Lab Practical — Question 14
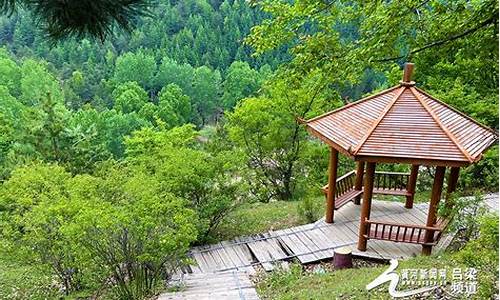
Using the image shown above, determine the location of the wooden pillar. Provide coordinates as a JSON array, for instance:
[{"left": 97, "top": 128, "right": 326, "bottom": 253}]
[
  {"left": 405, "top": 164, "right": 419, "bottom": 209},
  {"left": 445, "top": 167, "right": 460, "bottom": 207},
  {"left": 357, "top": 162, "right": 376, "bottom": 251},
  {"left": 325, "top": 147, "right": 339, "bottom": 224},
  {"left": 422, "top": 166, "right": 446, "bottom": 256},
  {"left": 353, "top": 161, "right": 365, "bottom": 205}
]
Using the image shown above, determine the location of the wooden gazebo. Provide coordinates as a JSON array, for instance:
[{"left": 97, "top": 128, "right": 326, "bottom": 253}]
[{"left": 303, "top": 63, "right": 498, "bottom": 255}]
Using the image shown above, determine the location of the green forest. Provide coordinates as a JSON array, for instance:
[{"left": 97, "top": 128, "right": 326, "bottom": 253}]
[{"left": 0, "top": 0, "right": 498, "bottom": 299}]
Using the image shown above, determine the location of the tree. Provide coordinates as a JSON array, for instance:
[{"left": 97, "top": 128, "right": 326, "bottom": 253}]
[
  {"left": 0, "top": 0, "right": 152, "bottom": 40},
  {"left": 154, "top": 57, "right": 194, "bottom": 95},
  {"left": 0, "top": 49, "right": 21, "bottom": 97},
  {"left": 113, "top": 51, "right": 156, "bottom": 90},
  {"left": 125, "top": 125, "right": 245, "bottom": 241},
  {"left": 226, "top": 72, "right": 336, "bottom": 201},
  {"left": 112, "top": 81, "right": 149, "bottom": 113},
  {"left": 158, "top": 83, "right": 192, "bottom": 126},
  {"left": 0, "top": 85, "right": 24, "bottom": 178},
  {"left": 20, "top": 59, "right": 63, "bottom": 106},
  {"left": 0, "top": 163, "right": 197, "bottom": 297},
  {"left": 191, "top": 66, "right": 221, "bottom": 125},
  {"left": 222, "top": 61, "right": 261, "bottom": 109},
  {"left": 27, "top": 93, "right": 70, "bottom": 163}
]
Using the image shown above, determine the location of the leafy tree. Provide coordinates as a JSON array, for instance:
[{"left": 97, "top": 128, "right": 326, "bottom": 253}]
[
  {"left": 125, "top": 125, "right": 244, "bottom": 241},
  {"left": 154, "top": 57, "right": 194, "bottom": 94},
  {"left": 112, "top": 81, "right": 149, "bottom": 113},
  {"left": 113, "top": 51, "right": 156, "bottom": 89},
  {"left": 191, "top": 66, "right": 221, "bottom": 125},
  {"left": 0, "top": 164, "right": 80, "bottom": 293},
  {"left": 0, "top": 162, "right": 198, "bottom": 298},
  {"left": 20, "top": 59, "right": 63, "bottom": 106},
  {"left": 226, "top": 73, "right": 336, "bottom": 201},
  {"left": 70, "top": 164, "right": 197, "bottom": 299},
  {"left": 158, "top": 83, "right": 192, "bottom": 126},
  {"left": 0, "top": 49, "right": 21, "bottom": 96},
  {"left": 0, "top": 86, "right": 41, "bottom": 178},
  {"left": 27, "top": 93, "right": 70, "bottom": 163},
  {"left": 222, "top": 61, "right": 261, "bottom": 109}
]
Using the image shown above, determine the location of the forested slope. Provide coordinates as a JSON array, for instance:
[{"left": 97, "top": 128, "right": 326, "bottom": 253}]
[{"left": 0, "top": 0, "right": 497, "bottom": 298}]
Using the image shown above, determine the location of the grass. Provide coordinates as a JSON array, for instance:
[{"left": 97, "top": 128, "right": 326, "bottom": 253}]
[
  {"left": 213, "top": 199, "right": 316, "bottom": 242},
  {"left": 257, "top": 214, "right": 499, "bottom": 300},
  {"left": 213, "top": 191, "right": 432, "bottom": 243},
  {"left": 0, "top": 254, "right": 58, "bottom": 300},
  {"left": 256, "top": 255, "right": 480, "bottom": 300}
]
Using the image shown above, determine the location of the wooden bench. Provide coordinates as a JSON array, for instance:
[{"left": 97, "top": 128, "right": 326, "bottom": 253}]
[
  {"left": 372, "top": 171, "right": 411, "bottom": 196},
  {"left": 322, "top": 170, "right": 411, "bottom": 209},
  {"left": 321, "top": 171, "right": 362, "bottom": 210}
]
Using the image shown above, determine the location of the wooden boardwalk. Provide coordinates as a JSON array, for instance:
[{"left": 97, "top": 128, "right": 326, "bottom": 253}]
[
  {"left": 159, "top": 194, "right": 497, "bottom": 299},
  {"left": 186, "top": 200, "right": 433, "bottom": 273},
  {"left": 158, "top": 270, "right": 259, "bottom": 300}
]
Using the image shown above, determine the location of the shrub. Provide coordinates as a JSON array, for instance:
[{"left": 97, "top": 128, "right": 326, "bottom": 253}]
[
  {"left": 297, "top": 195, "right": 322, "bottom": 223},
  {"left": 0, "top": 163, "right": 198, "bottom": 298},
  {"left": 453, "top": 214, "right": 499, "bottom": 298},
  {"left": 125, "top": 125, "right": 245, "bottom": 242}
]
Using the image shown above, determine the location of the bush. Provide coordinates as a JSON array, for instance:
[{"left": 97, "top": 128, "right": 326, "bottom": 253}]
[
  {"left": 0, "top": 163, "right": 198, "bottom": 299},
  {"left": 125, "top": 125, "right": 245, "bottom": 242},
  {"left": 439, "top": 192, "right": 487, "bottom": 242},
  {"left": 453, "top": 214, "right": 499, "bottom": 298},
  {"left": 297, "top": 195, "right": 323, "bottom": 223}
]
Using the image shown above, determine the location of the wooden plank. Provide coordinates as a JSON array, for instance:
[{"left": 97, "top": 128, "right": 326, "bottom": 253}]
[
  {"left": 220, "top": 241, "right": 244, "bottom": 267},
  {"left": 289, "top": 226, "right": 323, "bottom": 261},
  {"left": 214, "top": 243, "right": 237, "bottom": 271},
  {"left": 190, "top": 249, "right": 210, "bottom": 273},
  {"left": 201, "top": 250, "right": 221, "bottom": 272},
  {"left": 279, "top": 228, "right": 317, "bottom": 263},
  {"left": 304, "top": 228, "right": 334, "bottom": 259},
  {"left": 246, "top": 237, "right": 274, "bottom": 271},
  {"left": 259, "top": 232, "right": 289, "bottom": 260},
  {"left": 232, "top": 237, "right": 256, "bottom": 267}
]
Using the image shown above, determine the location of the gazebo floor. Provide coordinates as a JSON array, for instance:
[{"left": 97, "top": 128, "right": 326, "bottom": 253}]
[{"left": 186, "top": 199, "right": 454, "bottom": 274}]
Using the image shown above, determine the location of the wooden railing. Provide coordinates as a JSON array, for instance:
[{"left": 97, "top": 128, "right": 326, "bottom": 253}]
[
  {"left": 335, "top": 170, "right": 356, "bottom": 197},
  {"left": 322, "top": 170, "right": 410, "bottom": 196},
  {"left": 373, "top": 171, "right": 410, "bottom": 194},
  {"left": 364, "top": 218, "right": 447, "bottom": 246}
]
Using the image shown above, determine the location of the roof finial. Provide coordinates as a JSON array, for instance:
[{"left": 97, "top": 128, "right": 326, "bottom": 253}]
[{"left": 400, "top": 63, "right": 415, "bottom": 86}]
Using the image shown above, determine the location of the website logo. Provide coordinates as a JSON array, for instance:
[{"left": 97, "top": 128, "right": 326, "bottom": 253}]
[{"left": 367, "top": 259, "right": 439, "bottom": 298}]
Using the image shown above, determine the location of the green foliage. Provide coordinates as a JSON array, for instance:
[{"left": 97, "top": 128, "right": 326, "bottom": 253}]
[
  {"left": 0, "top": 50, "right": 21, "bottom": 96},
  {"left": 112, "top": 81, "right": 149, "bottom": 113},
  {"left": 460, "top": 146, "right": 499, "bottom": 192},
  {"left": 226, "top": 73, "right": 337, "bottom": 201},
  {"left": 155, "top": 57, "right": 194, "bottom": 94},
  {"left": 20, "top": 59, "right": 62, "bottom": 106},
  {"left": 158, "top": 83, "right": 192, "bottom": 126},
  {"left": 453, "top": 214, "right": 499, "bottom": 298},
  {"left": 0, "top": 254, "right": 57, "bottom": 299},
  {"left": 222, "top": 61, "right": 262, "bottom": 109},
  {"left": 297, "top": 194, "right": 323, "bottom": 223},
  {"left": 214, "top": 200, "right": 310, "bottom": 242},
  {"left": 113, "top": 51, "right": 156, "bottom": 89},
  {"left": 125, "top": 125, "right": 245, "bottom": 242},
  {"left": 191, "top": 66, "right": 222, "bottom": 125},
  {"left": 440, "top": 193, "right": 488, "bottom": 241},
  {"left": 0, "top": 0, "right": 152, "bottom": 40},
  {"left": 0, "top": 163, "right": 197, "bottom": 298}
]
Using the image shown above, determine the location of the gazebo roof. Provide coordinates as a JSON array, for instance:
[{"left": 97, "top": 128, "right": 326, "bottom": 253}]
[{"left": 305, "top": 67, "right": 498, "bottom": 167}]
